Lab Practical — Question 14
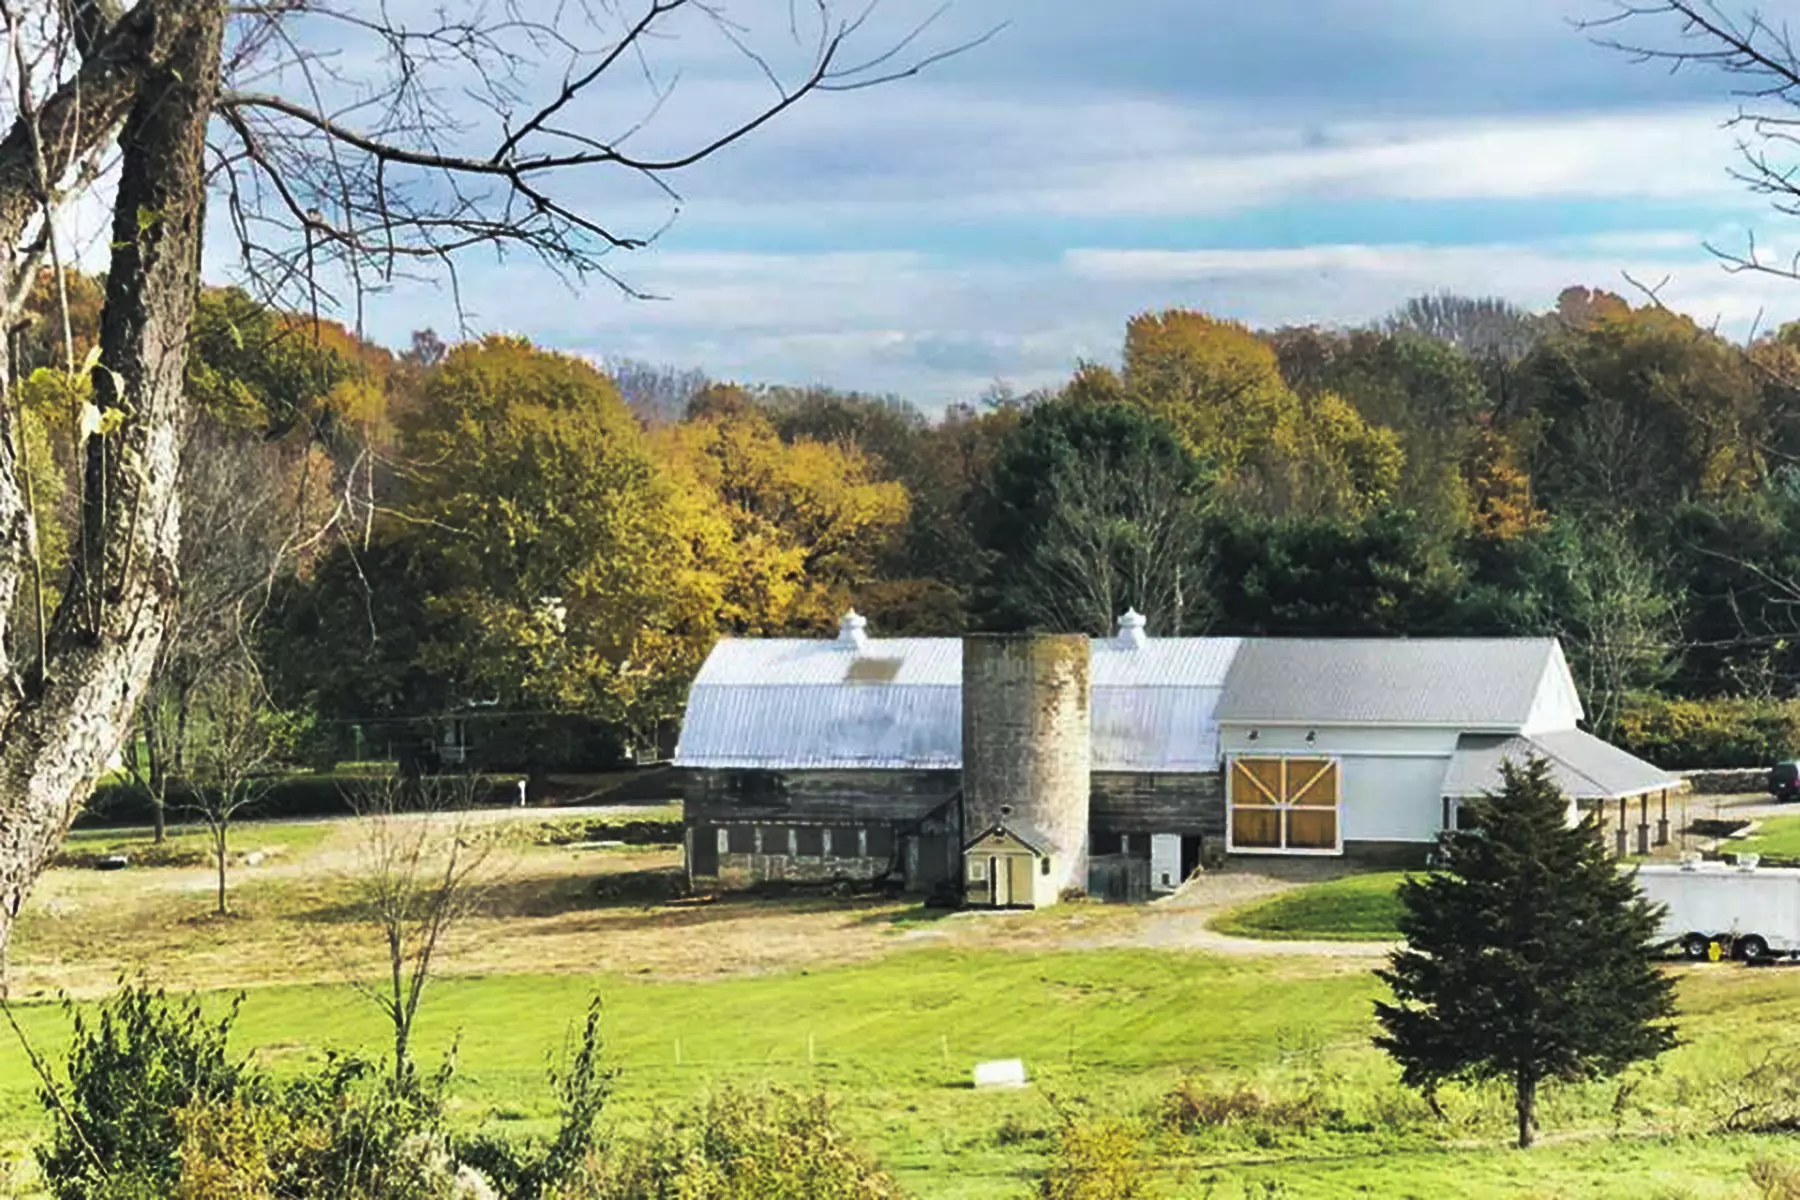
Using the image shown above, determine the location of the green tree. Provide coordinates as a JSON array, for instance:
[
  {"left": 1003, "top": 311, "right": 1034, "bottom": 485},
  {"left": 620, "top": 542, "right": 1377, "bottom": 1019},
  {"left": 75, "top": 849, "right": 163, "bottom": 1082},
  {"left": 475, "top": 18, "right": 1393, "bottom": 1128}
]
[
  {"left": 975, "top": 396, "right": 1209, "bottom": 635},
  {"left": 1374, "top": 758, "right": 1678, "bottom": 1149},
  {"left": 397, "top": 337, "right": 720, "bottom": 732}
]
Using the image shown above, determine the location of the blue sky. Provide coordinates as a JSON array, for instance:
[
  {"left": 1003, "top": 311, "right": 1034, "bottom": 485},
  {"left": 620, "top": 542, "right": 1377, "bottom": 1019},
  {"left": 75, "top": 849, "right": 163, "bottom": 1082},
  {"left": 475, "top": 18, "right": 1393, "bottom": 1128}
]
[{"left": 206, "top": 1, "right": 1800, "bottom": 408}]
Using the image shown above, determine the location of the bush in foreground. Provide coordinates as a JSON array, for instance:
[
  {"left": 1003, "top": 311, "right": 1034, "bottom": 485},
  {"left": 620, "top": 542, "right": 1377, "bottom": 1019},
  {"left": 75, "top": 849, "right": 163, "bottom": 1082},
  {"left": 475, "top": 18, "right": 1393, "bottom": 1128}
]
[{"left": 34, "top": 983, "right": 901, "bottom": 1199}]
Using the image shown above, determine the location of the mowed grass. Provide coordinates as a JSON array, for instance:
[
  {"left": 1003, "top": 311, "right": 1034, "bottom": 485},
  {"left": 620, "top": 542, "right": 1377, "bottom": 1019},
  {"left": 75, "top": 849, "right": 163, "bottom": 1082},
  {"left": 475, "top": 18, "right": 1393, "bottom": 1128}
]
[
  {"left": 14, "top": 817, "right": 1800, "bottom": 1197},
  {"left": 1212, "top": 871, "right": 1408, "bottom": 941},
  {"left": 0, "top": 948, "right": 1797, "bottom": 1197},
  {"left": 62, "top": 817, "right": 335, "bottom": 862},
  {"left": 1732, "top": 814, "right": 1800, "bottom": 859}
]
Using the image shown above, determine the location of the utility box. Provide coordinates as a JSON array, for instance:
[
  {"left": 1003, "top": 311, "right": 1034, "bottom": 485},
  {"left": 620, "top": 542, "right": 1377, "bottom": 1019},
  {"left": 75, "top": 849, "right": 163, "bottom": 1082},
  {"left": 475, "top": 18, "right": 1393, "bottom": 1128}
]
[
  {"left": 972, "top": 1059, "right": 1029, "bottom": 1090},
  {"left": 1635, "top": 859, "right": 1800, "bottom": 961}
]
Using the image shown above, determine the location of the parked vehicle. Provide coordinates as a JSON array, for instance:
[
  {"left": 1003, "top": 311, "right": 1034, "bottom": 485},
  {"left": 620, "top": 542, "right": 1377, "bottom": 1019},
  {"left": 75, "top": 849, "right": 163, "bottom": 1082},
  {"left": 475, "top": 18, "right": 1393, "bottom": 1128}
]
[
  {"left": 1635, "top": 858, "right": 1800, "bottom": 961},
  {"left": 1770, "top": 760, "right": 1800, "bottom": 802}
]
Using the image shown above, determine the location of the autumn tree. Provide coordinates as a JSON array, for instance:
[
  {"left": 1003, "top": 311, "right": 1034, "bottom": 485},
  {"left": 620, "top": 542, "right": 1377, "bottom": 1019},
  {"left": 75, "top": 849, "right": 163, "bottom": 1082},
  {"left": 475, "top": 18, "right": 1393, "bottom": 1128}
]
[
  {"left": 1113, "top": 309, "right": 1403, "bottom": 519},
  {"left": 657, "top": 387, "right": 910, "bottom": 635},
  {"left": 975, "top": 396, "right": 1209, "bottom": 635},
  {"left": 1376, "top": 758, "right": 1678, "bottom": 1149},
  {"left": 1517, "top": 300, "right": 1766, "bottom": 514},
  {"left": 394, "top": 338, "right": 722, "bottom": 734},
  {"left": 0, "top": 0, "right": 965, "bottom": 971}
]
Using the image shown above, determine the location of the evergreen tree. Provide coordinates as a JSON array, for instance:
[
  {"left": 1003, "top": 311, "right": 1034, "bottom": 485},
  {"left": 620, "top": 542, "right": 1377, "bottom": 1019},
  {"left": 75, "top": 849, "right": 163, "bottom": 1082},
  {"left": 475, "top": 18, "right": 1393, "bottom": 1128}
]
[{"left": 1373, "top": 758, "right": 1678, "bottom": 1148}]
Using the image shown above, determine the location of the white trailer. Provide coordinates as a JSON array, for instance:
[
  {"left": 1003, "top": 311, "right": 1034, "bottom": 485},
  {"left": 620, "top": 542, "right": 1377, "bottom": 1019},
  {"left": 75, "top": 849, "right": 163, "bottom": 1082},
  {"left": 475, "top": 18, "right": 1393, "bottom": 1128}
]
[{"left": 1634, "top": 859, "right": 1800, "bottom": 961}]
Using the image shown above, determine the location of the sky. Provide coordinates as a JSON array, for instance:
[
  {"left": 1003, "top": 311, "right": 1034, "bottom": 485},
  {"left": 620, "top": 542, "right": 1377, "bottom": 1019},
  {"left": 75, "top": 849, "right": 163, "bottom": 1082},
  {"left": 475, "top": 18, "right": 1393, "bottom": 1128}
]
[{"left": 197, "top": 1, "right": 1800, "bottom": 409}]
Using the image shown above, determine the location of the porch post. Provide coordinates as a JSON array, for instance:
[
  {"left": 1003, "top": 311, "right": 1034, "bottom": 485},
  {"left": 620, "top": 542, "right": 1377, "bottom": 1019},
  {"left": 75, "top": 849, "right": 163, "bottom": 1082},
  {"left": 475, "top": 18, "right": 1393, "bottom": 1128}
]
[
  {"left": 1615, "top": 795, "right": 1628, "bottom": 858},
  {"left": 1656, "top": 788, "right": 1670, "bottom": 847},
  {"left": 1636, "top": 792, "right": 1651, "bottom": 856}
]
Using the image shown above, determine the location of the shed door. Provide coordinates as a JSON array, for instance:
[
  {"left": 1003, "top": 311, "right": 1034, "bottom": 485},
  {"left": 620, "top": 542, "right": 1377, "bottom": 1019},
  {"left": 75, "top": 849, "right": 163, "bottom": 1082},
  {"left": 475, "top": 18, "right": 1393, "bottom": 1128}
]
[
  {"left": 690, "top": 825, "right": 719, "bottom": 876},
  {"left": 1011, "top": 856, "right": 1035, "bottom": 906},
  {"left": 1151, "top": 834, "right": 1182, "bottom": 892},
  {"left": 1230, "top": 758, "right": 1341, "bottom": 853},
  {"left": 990, "top": 856, "right": 1009, "bottom": 906}
]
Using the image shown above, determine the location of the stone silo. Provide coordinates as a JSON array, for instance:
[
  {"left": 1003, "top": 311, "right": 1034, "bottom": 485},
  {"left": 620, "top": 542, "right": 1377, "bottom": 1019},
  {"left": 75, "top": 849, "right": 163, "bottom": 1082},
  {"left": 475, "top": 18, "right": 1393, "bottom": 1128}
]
[{"left": 961, "top": 634, "right": 1092, "bottom": 895}]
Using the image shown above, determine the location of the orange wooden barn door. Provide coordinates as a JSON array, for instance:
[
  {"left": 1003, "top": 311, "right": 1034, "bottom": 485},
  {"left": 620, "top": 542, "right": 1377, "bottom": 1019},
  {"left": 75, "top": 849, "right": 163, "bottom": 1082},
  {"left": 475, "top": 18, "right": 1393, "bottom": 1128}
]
[{"left": 1230, "top": 757, "right": 1340, "bottom": 852}]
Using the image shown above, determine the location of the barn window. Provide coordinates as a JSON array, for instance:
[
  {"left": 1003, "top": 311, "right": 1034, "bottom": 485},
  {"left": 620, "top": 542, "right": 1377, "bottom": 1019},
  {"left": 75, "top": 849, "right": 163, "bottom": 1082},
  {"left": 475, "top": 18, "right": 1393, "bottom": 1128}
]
[
  {"left": 828, "top": 827, "right": 859, "bottom": 858},
  {"left": 1040, "top": 856, "right": 1051, "bottom": 875},
  {"left": 1228, "top": 757, "right": 1341, "bottom": 855},
  {"left": 968, "top": 857, "right": 986, "bottom": 881},
  {"left": 1092, "top": 831, "right": 1122, "bottom": 856},
  {"left": 726, "top": 825, "right": 756, "bottom": 855},
  {"left": 795, "top": 826, "right": 824, "bottom": 857},
  {"left": 865, "top": 824, "right": 895, "bottom": 859}
]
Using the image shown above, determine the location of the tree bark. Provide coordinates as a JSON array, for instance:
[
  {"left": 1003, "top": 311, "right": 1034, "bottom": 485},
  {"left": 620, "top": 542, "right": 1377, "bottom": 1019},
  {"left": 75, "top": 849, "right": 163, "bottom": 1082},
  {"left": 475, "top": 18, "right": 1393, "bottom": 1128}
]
[
  {"left": 214, "top": 825, "right": 227, "bottom": 916},
  {"left": 1515, "top": 1071, "right": 1537, "bottom": 1149},
  {"left": 0, "top": 2, "right": 224, "bottom": 981}
]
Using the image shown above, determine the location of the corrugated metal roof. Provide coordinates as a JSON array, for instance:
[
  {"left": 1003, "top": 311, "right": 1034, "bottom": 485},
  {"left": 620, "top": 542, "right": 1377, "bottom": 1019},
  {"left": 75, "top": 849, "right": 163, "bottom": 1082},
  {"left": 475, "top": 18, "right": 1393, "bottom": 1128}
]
[
  {"left": 1215, "top": 638, "right": 1562, "bottom": 729},
  {"left": 1091, "top": 638, "right": 1242, "bottom": 687},
  {"left": 678, "top": 634, "right": 1244, "bottom": 771},
  {"left": 1444, "top": 730, "right": 1679, "bottom": 801},
  {"left": 675, "top": 681, "right": 961, "bottom": 769},
  {"left": 690, "top": 636, "right": 961, "bottom": 687}
]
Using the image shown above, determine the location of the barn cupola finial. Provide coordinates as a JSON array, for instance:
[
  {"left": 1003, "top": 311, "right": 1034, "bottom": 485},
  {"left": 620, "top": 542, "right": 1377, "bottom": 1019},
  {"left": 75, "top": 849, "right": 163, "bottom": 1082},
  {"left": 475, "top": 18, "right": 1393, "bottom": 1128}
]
[
  {"left": 1116, "top": 608, "right": 1147, "bottom": 649},
  {"left": 838, "top": 609, "right": 869, "bottom": 649}
]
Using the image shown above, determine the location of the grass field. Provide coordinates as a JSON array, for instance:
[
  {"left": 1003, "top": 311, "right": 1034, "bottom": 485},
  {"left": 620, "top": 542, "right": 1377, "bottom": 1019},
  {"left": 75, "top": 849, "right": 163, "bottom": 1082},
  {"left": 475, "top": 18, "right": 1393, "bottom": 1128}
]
[
  {"left": 9, "top": 819, "right": 1800, "bottom": 1197},
  {"left": 1732, "top": 814, "right": 1800, "bottom": 859},
  {"left": 1211, "top": 871, "right": 1408, "bottom": 942}
]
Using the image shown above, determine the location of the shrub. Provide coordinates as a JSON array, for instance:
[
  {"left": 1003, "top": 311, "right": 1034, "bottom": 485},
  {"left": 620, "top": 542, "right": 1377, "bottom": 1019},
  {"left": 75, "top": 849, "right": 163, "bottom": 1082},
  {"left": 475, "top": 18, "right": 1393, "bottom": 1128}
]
[
  {"left": 1035, "top": 1112, "right": 1161, "bottom": 1200},
  {"left": 1156, "top": 1076, "right": 1324, "bottom": 1138},
  {"left": 1752, "top": 1160, "right": 1800, "bottom": 1200},
  {"left": 587, "top": 1088, "right": 904, "bottom": 1199},
  {"left": 1614, "top": 696, "right": 1800, "bottom": 769},
  {"left": 37, "top": 983, "right": 250, "bottom": 1200}
]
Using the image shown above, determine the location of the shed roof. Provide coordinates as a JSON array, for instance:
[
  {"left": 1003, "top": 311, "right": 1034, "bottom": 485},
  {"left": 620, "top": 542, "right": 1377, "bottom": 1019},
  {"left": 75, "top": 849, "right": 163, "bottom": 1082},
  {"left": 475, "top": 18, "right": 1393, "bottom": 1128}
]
[
  {"left": 1443, "top": 730, "right": 1679, "bottom": 802},
  {"left": 963, "top": 819, "right": 1054, "bottom": 855},
  {"left": 1214, "top": 638, "right": 1569, "bottom": 730}
]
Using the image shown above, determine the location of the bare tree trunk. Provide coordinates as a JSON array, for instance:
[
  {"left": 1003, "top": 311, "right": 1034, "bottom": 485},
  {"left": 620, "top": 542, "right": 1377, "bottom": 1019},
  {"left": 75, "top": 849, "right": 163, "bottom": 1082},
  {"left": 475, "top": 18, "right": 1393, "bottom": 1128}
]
[
  {"left": 0, "top": 2, "right": 224, "bottom": 980},
  {"left": 1515, "top": 1071, "right": 1537, "bottom": 1150},
  {"left": 214, "top": 823, "right": 227, "bottom": 917}
]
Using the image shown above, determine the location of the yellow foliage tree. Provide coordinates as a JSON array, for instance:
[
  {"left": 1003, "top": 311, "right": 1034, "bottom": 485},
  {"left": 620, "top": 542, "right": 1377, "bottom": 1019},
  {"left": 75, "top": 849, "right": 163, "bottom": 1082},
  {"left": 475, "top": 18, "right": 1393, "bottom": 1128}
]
[
  {"left": 657, "top": 388, "right": 911, "bottom": 634},
  {"left": 1117, "top": 308, "right": 1403, "bottom": 518}
]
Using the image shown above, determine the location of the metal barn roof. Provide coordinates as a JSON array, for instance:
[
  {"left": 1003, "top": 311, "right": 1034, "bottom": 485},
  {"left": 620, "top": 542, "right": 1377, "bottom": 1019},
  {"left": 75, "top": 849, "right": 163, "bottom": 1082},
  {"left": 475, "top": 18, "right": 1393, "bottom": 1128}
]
[
  {"left": 1214, "top": 638, "right": 1570, "bottom": 730},
  {"left": 1443, "top": 730, "right": 1679, "bottom": 802},
  {"left": 674, "top": 615, "right": 1242, "bottom": 772}
]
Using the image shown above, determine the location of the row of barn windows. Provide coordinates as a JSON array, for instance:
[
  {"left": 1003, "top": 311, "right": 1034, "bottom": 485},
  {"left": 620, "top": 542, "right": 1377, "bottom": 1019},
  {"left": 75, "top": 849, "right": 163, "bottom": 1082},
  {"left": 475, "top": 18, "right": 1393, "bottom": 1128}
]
[{"left": 716, "top": 823, "right": 896, "bottom": 859}]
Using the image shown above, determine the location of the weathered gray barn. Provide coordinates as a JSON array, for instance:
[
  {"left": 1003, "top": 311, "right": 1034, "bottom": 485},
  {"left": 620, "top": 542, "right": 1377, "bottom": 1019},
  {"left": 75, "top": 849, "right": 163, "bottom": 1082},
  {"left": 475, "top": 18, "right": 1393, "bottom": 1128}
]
[{"left": 673, "top": 612, "right": 1679, "bottom": 904}]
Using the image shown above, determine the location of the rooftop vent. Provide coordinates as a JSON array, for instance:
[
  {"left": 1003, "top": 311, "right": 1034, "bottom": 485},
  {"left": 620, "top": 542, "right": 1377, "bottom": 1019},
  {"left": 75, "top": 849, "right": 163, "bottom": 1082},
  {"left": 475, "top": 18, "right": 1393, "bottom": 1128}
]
[
  {"left": 838, "top": 609, "right": 868, "bottom": 649},
  {"left": 1116, "top": 608, "right": 1148, "bottom": 649}
]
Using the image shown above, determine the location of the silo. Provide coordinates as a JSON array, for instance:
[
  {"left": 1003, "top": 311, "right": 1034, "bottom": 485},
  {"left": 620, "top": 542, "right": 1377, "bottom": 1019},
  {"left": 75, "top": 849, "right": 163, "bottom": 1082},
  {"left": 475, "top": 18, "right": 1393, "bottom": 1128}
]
[{"left": 961, "top": 634, "right": 1092, "bottom": 896}]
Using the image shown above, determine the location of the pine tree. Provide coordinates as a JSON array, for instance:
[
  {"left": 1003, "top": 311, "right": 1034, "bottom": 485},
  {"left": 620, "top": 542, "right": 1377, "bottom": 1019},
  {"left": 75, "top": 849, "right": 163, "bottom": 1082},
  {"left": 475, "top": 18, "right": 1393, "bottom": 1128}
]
[{"left": 1373, "top": 757, "right": 1678, "bottom": 1148}]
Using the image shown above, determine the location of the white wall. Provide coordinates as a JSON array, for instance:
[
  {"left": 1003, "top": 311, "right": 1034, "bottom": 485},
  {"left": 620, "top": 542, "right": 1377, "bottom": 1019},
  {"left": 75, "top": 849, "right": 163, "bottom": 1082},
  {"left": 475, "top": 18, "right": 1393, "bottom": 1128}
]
[
  {"left": 1340, "top": 756, "right": 1453, "bottom": 843},
  {"left": 1221, "top": 722, "right": 1456, "bottom": 848},
  {"left": 1219, "top": 723, "right": 1459, "bottom": 757},
  {"left": 1522, "top": 651, "right": 1585, "bottom": 734}
]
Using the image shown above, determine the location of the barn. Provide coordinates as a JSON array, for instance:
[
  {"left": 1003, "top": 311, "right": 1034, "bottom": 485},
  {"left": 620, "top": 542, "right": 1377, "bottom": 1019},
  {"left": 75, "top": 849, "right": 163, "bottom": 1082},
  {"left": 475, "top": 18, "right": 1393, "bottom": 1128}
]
[{"left": 673, "top": 612, "right": 1679, "bottom": 904}]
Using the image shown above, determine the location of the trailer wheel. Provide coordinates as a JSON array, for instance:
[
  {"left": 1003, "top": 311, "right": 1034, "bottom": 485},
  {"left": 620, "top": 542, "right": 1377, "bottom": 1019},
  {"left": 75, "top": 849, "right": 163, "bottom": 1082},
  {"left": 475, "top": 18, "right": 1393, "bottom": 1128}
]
[
  {"left": 1739, "top": 935, "right": 1771, "bottom": 962},
  {"left": 1683, "top": 934, "right": 1712, "bottom": 960}
]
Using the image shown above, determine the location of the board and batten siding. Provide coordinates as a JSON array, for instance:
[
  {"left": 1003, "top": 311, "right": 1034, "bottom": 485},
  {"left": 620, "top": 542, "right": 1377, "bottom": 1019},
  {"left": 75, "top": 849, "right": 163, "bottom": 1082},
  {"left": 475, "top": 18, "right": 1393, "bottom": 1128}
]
[{"left": 1089, "top": 772, "right": 1223, "bottom": 837}]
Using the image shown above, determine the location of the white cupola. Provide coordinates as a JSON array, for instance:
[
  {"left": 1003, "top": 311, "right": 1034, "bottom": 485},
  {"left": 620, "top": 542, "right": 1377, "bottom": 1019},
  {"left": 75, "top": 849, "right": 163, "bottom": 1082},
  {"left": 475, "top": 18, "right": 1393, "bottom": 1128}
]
[
  {"left": 838, "top": 609, "right": 869, "bottom": 649},
  {"left": 1116, "top": 608, "right": 1148, "bottom": 649}
]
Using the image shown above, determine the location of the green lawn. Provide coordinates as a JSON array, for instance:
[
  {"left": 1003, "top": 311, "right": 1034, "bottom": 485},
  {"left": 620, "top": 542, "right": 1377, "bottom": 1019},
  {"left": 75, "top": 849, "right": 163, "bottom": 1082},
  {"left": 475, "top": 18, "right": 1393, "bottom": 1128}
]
[
  {"left": 59, "top": 817, "right": 335, "bottom": 863},
  {"left": 1212, "top": 872, "right": 1409, "bottom": 942},
  {"left": 1731, "top": 814, "right": 1800, "bottom": 859},
  {"left": 0, "top": 946, "right": 1796, "bottom": 1197}
]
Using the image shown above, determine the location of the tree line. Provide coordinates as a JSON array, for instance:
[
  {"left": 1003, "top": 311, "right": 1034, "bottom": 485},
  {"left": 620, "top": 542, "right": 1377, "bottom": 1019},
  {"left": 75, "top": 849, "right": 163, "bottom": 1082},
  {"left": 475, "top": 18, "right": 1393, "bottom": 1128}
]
[{"left": 15, "top": 278, "right": 1800, "bottom": 773}]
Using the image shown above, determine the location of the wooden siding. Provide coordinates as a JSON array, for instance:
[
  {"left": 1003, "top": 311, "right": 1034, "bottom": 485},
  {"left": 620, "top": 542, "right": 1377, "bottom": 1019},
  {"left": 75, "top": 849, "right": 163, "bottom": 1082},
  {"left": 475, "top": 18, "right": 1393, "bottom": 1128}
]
[
  {"left": 1090, "top": 771, "right": 1223, "bottom": 836},
  {"left": 681, "top": 767, "right": 960, "bottom": 823}
]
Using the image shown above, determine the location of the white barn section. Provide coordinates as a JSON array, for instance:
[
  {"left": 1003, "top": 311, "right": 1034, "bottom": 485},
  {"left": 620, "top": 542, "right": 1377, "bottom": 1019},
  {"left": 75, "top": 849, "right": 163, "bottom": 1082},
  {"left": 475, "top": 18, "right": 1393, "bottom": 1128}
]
[{"left": 1214, "top": 639, "right": 1674, "bottom": 859}]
